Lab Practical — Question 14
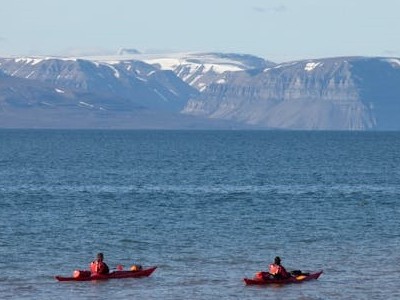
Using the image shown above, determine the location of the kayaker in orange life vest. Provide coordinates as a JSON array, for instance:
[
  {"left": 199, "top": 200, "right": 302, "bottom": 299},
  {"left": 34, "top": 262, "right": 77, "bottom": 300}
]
[
  {"left": 90, "top": 253, "right": 110, "bottom": 275},
  {"left": 269, "top": 256, "right": 290, "bottom": 279}
]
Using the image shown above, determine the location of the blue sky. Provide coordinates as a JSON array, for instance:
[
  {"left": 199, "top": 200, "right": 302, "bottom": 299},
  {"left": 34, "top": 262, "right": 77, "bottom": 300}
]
[{"left": 0, "top": 0, "right": 399, "bottom": 62}]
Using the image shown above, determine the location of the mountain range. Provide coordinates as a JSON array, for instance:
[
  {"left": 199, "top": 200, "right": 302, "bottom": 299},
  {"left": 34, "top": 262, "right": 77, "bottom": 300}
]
[{"left": 0, "top": 52, "right": 399, "bottom": 130}]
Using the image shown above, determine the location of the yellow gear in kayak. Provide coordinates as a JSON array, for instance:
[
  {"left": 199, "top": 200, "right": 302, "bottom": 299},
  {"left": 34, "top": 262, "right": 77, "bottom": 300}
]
[{"left": 130, "top": 264, "right": 142, "bottom": 271}]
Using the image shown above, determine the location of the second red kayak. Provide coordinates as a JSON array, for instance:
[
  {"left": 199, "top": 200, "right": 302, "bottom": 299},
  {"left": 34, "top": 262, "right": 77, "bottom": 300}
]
[
  {"left": 244, "top": 270, "right": 323, "bottom": 285},
  {"left": 55, "top": 266, "right": 157, "bottom": 282}
]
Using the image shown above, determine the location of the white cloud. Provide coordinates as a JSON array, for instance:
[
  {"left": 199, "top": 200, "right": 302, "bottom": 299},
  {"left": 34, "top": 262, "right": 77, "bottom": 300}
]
[{"left": 253, "top": 4, "right": 287, "bottom": 13}]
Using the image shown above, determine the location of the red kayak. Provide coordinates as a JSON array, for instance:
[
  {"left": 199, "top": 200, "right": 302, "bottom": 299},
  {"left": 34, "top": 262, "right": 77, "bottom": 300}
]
[
  {"left": 244, "top": 270, "right": 323, "bottom": 286},
  {"left": 55, "top": 266, "right": 157, "bottom": 282}
]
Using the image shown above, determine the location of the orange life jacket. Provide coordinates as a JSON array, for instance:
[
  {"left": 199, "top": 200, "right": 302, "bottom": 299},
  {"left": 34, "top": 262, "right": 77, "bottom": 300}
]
[
  {"left": 90, "top": 261, "right": 109, "bottom": 274},
  {"left": 269, "top": 264, "right": 289, "bottom": 277}
]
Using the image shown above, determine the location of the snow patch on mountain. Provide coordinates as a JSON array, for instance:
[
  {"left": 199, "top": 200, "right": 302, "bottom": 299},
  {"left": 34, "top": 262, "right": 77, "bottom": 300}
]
[
  {"left": 12, "top": 57, "right": 81, "bottom": 65},
  {"left": 26, "top": 71, "right": 35, "bottom": 78},
  {"left": 15, "top": 57, "right": 44, "bottom": 65},
  {"left": 146, "top": 58, "right": 180, "bottom": 71},
  {"left": 145, "top": 56, "right": 245, "bottom": 74},
  {"left": 187, "top": 75, "right": 202, "bottom": 85},
  {"left": 386, "top": 58, "right": 400, "bottom": 67},
  {"left": 105, "top": 64, "right": 120, "bottom": 78},
  {"left": 216, "top": 79, "right": 226, "bottom": 84},
  {"left": 304, "top": 62, "right": 323, "bottom": 71},
  {"left": 79, "top": 101, "right": 94, "bottom": 108},
  {"left": 198, "top": 83, "right": 207, "bottom": 92},
  {"left": 153, "top": 88, "right": 168, "bottom": 102}
]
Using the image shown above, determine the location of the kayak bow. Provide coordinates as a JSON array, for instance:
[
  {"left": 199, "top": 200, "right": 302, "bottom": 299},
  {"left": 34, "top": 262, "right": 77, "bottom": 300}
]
[
  {"left": 243, "top": 270, "right": 323, "bottom": 286},
  {"left": 55, "top": 266, "right": 157, "bottom": 282}
]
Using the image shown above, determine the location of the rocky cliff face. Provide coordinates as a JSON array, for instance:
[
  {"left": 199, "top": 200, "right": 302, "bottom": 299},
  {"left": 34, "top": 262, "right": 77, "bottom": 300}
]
[
  {"left": 182, "top": 57, "right": 400, "bottom": 130},
  {"left": 0, "top": 53, "right": 399, "bottom": 130}
]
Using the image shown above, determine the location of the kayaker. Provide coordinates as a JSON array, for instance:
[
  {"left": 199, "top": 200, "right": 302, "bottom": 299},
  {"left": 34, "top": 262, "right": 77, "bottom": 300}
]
[
  {"left": 269, "top": 256, "right": 290, "bottom": 279},
  {"left": 90, "top": 253, "right": 110, "bottom": 275}
]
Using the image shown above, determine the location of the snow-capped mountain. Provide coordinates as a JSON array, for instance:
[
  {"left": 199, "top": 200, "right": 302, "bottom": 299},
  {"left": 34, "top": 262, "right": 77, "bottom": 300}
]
[
  {"left": 0, "top": 52, "right": 400, "bottom": 129},
  {"left": 141, "top": 52, "right": 274, "bottom": 91},
  {"left": 183, "top": 56, "right": 400, "bottom": 130},
  {"left": 0, "top": 57, "right": 196, "bottom": 112}
]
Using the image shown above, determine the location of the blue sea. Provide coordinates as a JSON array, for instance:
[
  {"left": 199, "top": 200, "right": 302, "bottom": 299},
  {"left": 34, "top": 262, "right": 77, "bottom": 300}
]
[{"left": 1, "top": 130, "right": 399, "bottom": 299}]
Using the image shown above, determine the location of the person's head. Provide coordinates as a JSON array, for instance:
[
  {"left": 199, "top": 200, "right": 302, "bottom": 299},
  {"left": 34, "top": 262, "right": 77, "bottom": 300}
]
[
  {"left": 274, "top": 256, "right": 281, "bottom": 265},
  {"left": 96, "top": 253, "right": 104, "bottom": 261}
]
